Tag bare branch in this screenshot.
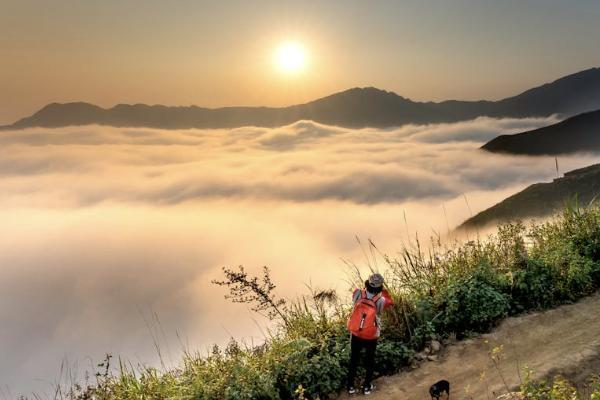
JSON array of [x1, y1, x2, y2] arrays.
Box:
[[212, 266, 289, 327]]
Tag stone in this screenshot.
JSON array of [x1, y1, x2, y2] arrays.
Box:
[[496, 393, 524, 400]]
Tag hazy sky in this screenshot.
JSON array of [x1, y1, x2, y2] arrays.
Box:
[[2, 0, 600, 124]]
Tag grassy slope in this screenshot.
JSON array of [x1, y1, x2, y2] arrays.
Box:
[[459, 163, 600, 230], [55, 206, 600, 400]]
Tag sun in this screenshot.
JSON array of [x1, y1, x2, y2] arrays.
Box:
[[275, 41, 307, 74]]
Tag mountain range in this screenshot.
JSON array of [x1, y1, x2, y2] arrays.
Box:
[[482, 109, 600, 155], [3, 68, 600, 130], [458, 163, 600, 229]]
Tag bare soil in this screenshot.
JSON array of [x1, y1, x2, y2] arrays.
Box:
[[338, 292, 600, 400]]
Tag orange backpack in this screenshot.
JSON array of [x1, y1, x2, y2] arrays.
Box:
[[347, 289, 381, 340]]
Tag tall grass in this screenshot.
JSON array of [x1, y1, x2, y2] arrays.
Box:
[[56, 205, 600, 399]]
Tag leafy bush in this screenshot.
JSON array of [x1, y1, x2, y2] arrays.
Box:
[[518, 372, 600, 400], [372, 339, 411, 375], [521, 375, 578, 400], [511, 257, 558, 311], [436, 265, 510, 336], [590, 375, 600, 400], [269, 338, 346, 399], [178, 343, 277, 400]]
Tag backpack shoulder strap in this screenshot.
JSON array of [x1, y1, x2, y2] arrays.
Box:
[[360, 289, 381, 306], [373, 293, 385, 313]]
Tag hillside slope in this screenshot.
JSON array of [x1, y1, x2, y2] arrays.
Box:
[[483, 109, 600, 155], [459, 163, 600, 229], [3, 68, 600, 130], [339, 292, 600, 400]]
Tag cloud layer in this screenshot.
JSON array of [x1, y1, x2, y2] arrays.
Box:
[[0, 115, 567, 207], [1, 116, 599, 395]]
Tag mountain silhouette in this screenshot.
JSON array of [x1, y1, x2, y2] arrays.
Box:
[[482, 109, 600, 155], [458, 163, 600, 229], [3, 68, 600, 130]]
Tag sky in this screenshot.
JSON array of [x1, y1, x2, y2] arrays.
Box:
[[2, 1, 600, 395], [2, 0, 600, 125]]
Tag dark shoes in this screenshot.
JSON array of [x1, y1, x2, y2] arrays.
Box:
[[347, 383, 375, 395]]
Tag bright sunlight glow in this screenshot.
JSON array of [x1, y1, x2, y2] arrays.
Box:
[[275, 42, 307, 74]]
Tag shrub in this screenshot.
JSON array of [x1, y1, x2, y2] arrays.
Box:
[[521, 376, 577, 400], [436, 263, 510, 336], [179, 343, 277, 400], [590, 375, 600, 400], [269, 338, 346, 399], [510, 257, 558, 311], [517, 372, 600, 400], [372, 340, 411, 375]]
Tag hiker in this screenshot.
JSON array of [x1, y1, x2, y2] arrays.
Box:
[[346, 273, 393, 395]]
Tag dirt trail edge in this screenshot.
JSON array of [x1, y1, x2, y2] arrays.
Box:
[[339, 292, 600, 400]]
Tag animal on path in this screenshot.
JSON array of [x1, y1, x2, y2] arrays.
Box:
[[429, 380, 450, 400]]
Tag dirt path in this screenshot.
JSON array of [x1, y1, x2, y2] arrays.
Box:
[[339, 292, 600, 400]]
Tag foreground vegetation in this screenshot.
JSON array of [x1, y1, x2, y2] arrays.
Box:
[[62, 205, 600, 399], [506, 372, 600, 399]]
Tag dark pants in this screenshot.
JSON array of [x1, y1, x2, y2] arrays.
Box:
[[346, 334, 377, 389]]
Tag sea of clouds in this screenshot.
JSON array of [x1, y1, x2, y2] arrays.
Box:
[[2, 115, 600, 396]]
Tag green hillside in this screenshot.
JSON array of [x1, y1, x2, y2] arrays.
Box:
[[459, 163, 600, 230]]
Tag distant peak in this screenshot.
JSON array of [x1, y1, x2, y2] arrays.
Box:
[[39, 101, 101, 109], [347, 86, 390, 93], [316, 86, 407, 103], [340, 86, 400, 96], [4, 66, 600, 131], [550, 67, 600, 83], [34, 102, 104, 114]]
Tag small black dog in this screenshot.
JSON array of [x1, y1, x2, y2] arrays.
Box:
[[429, 380, 450, 400]]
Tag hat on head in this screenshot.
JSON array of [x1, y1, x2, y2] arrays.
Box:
[[368, 273, 384, 288]]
